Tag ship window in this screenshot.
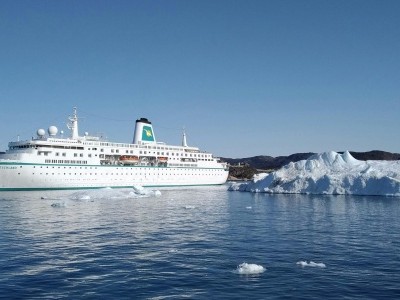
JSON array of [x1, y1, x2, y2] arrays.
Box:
[[62, 153, 66, 157], [80, 153, 83, 157], [56, 152, 59, 156], [88, 154, 92, 158], [74, 153, 77, 157], [101, 149, 104, 152]]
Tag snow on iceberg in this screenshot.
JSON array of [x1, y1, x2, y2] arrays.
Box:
[[228, 151, 400, 196]]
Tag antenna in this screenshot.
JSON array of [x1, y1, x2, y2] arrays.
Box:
[[67, 107, 79, 139], [182, 127, 188, 147]]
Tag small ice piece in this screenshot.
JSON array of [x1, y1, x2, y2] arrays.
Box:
[[236, 262, 266, 274], [184, 205, 195, 209], [246, 206, 252, 209], [132, 185, 146, 195], [296, 261, 326, 268], [51, 201, 66, 208]]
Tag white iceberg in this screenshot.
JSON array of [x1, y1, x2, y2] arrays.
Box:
[[229, 151, 400, 196], [236, 262, 266, 274]]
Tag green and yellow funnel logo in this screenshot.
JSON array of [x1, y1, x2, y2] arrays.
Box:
[[142, 126, 154, 141]]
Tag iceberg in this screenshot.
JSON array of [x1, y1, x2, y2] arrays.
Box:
[[236, 262, 266, 274], [229, 151, 400, 196]]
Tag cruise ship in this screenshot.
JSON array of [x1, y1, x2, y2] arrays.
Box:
[[0, 108, 229, 191]]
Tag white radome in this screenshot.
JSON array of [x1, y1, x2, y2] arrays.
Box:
[[48, 126, 58, 136], [37, 128, 46, 137]]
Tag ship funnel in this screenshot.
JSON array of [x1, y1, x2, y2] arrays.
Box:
[[133, 118, 156, 144]]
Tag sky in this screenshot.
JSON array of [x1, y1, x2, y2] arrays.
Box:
[[0, 0, 399, 158]]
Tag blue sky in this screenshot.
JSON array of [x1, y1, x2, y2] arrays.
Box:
[[1, 0, 399, 158]]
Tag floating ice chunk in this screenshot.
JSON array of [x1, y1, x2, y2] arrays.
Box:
[[51, 201, 66, 208], [296, 261, 326, 268], [184, 205, 195, 209], [236, 262, 266, 274], [132, 185, 161, 197], [246, 206, 252, 209], [132, 185, 146, 195]]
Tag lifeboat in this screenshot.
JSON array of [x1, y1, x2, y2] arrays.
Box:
[[119, 155, 139, 164], [158, 156, 168, 162]]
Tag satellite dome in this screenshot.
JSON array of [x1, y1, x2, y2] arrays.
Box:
[[37, 129, 46, 137], [48, 126, 58, 136]]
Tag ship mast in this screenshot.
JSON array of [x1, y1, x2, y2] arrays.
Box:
[[182, 127, 188, 147], [67, 107, 79, 140]]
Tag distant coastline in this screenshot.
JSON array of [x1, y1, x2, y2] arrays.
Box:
[[222, 150, 400, 180]]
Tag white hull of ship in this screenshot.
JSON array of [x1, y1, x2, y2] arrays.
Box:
[[0, 163, 228, 190]]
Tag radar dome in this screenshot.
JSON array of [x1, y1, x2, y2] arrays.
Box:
[[37, 129, 46, 137], [48, 126, 58, 136]]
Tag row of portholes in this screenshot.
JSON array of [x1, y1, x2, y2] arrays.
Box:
[[23, 165, 224, 172], [27, 171, 224, 176]]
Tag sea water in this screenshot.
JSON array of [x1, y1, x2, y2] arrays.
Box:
[[1, 185, 400, 299]]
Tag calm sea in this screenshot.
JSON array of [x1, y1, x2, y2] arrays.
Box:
[[1, 185, 400, 299]]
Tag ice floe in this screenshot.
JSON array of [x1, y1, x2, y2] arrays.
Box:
[[296, 261, 326, 268], [236, 262, 266, 274], [184, 205, 196, 209], [44, 185, 161, 203], [229, 151, 400, 196]]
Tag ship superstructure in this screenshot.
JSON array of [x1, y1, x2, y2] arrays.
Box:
[[0, 108, 229, 190]]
